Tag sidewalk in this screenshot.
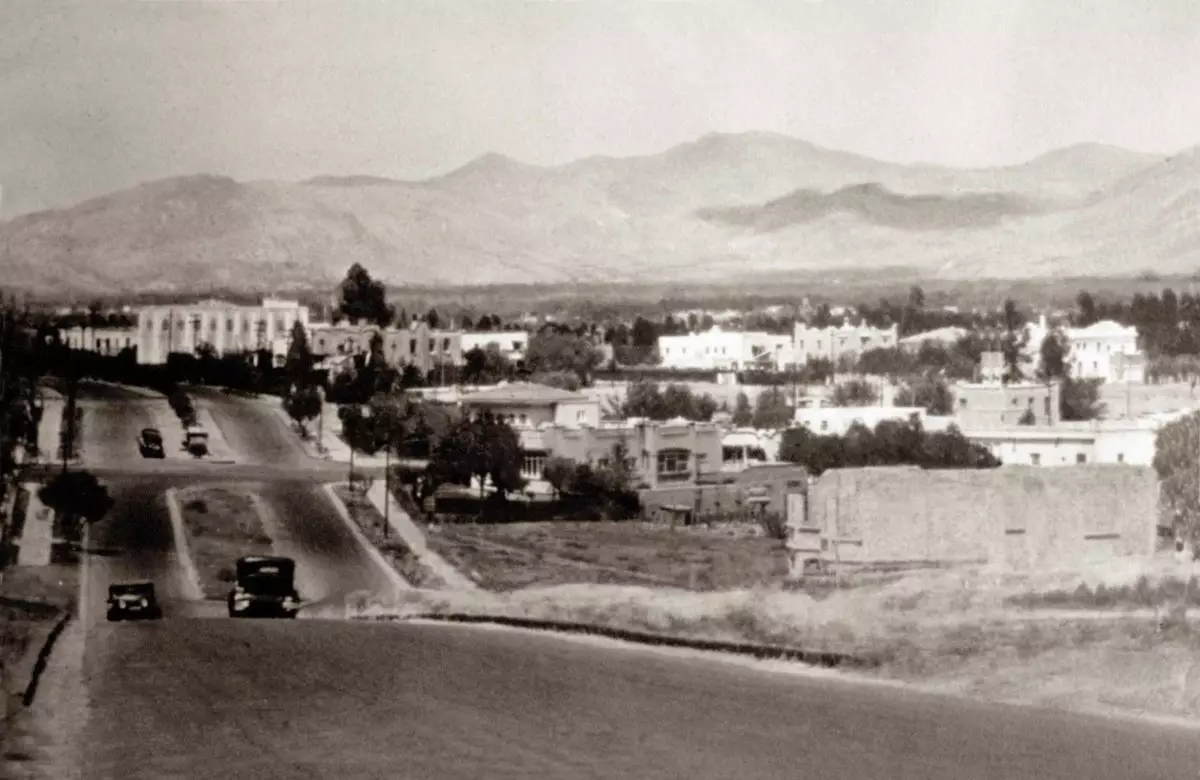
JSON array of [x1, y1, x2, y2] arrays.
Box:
[[16, 482, 53, 566], [32, 400, 79, 467], [276, 403, 392, 468], [364, 481, 477, 591]]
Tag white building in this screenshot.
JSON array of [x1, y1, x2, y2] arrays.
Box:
[[657, 327, 793, 371], [963, 419, 1158, 467], [59, 326, 137, 357], [136, 298, 310, 365], [720, 428, 784, 470], [793, 323, 898, 366], [1065, 320, 1143, 382], [898, 326, 968, 353], [460, 330, 530, 362], [794, 405, 928, 436]]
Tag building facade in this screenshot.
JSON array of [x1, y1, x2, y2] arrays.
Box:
[[59, 326, 137, 357], [952, 379, 1061, 428], [136, 298, 310, 365], [308, 321, 463, 375], [794, 405, 929, 436], [458, 382, 601, 429], [1066, 320, 1143, 382], [657, 327, 793, 371], [793, 323, 898, 366], [962, 420, 1158, 467]]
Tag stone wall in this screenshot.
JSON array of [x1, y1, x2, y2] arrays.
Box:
[[797, 465, 1158, 570]]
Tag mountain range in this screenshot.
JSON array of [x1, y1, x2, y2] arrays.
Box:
[[1, 131, 1196, 297]]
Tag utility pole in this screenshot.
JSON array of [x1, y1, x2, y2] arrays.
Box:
[[383, 441, 390, 539]]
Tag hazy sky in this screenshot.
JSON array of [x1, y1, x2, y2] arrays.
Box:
[[2, 0, 1198, 217]]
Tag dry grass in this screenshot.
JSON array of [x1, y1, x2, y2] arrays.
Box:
[[177, 486, 273, 600], [353, 556, 1200, 721], [0, 565, 77, 712], [424, 521, 790, 592], [332, 486, 445, 589]]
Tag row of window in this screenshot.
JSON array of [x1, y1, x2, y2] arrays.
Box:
[[314, 337, 453, 354], [523, 448, 697, 479], [1025, 452, 1124, 465], [145, 317, 290, 334]]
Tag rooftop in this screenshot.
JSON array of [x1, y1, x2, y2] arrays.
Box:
[[461, 381, 590, 406]]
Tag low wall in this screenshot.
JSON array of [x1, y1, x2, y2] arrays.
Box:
[[800, 465, 1159, 570]]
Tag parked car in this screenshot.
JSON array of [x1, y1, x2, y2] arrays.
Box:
[[227, 556, 302, 618], [137, 427, 165, 458], [107, 582, 163, 622]]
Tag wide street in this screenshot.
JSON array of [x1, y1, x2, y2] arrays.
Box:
[[8, 382, 1200, 778]]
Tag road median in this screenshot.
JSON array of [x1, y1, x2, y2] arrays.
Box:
[[170, 485, 273, 600]]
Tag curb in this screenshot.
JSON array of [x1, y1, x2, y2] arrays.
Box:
[[358, 612, 878, 670], [320, 483, 412, 593], [22, 612, 72, 707]]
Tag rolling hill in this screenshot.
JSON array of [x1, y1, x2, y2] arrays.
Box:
[[0, 132, 1190, 297]]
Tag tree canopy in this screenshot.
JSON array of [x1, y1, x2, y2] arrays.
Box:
[[336, 263, 394, 327], [780, 417, 1001, 475]]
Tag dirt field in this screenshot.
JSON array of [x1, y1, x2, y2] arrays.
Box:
[[0, 564, 77, 720], [176, 486, 273, 600], [332, 485, 445, 588], [423, 521, 789, 592]]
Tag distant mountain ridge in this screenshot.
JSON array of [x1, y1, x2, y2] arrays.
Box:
[[0, 132, 1189, 297]]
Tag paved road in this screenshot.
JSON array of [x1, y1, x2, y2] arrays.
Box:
[[190, 387, 313, 469], [19, 383, 1200, 778], [77, 617, 1200, 780]]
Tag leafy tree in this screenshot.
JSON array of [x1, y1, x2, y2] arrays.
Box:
[[621, 381, 717, 421], [857, 347, 915, 376], [1000, 299, 1029, 383], [731, 392, 753, 427], [542, 455, 576, 500], [425, 309, 441, 329], [336, 263, 394, 327], [283, 385, 323, 437], [1037, 329, 1068, 381], [1076, 291, 1098, 327], [780, 417, 1000, 475], [831, 379, 878, 407], [1155, 412, 1200, 546], [284, 320, 314, 390], [894, 377, 953, 414], [38, 470, 114, 540], [428, 412, 526, 499], [525, 330, 603, 384], [1060, 377, 1105, 421], [462, 344, 512, 385], [752, 387, 792, 429]]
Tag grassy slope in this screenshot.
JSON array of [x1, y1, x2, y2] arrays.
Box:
[[177, 486, 273, 600]]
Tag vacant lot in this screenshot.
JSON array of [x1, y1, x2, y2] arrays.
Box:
[[0, 564, 77, 720], [177, 486, 273, 600], [424, 521, 789, 592], [332, 485, 445, 589], [358, 556, 1200, 722]]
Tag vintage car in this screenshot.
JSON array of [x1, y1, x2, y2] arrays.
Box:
[[107, 582, 163, 622], [183, 425, 209, 458], [137, 427, 165, 458], [227, 556, 302, 618]]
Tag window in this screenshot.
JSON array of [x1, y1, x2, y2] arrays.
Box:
[[443, 338, 450, 351], [1030, 453, 1041, 466], [959, 397, 968, 408], [410, 339, 417, 353], [1117, 453, 1125, 463], [226, 318, 234, 332], [576, 410, 587, 422], [522, 454, 546, 479], [1076, 453, 1087, 464], [429, 339, 436, 352], [656, 448, 691, 479], [318, 338, 325, 350]]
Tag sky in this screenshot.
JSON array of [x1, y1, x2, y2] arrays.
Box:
[[2, 0, 1199, 218]]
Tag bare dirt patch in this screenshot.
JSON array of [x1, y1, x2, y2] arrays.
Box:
[[0, 564, 77, 722], [424, 520, 789, 592], [333, 485, 443, 588], [176, 486, 273, 600]]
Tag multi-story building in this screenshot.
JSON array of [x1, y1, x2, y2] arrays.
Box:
[[136, 298, 309, 365], [460, 331, 529, 363], [794, 405, 931, 436], [59, 326, 137, 357], [307, 321, 463, 375], [793, 323, 898, 366], [952, 377, 1061, 428], [1066, 320, 1143, 382], [451, 381, 723, 490], [657, 327, 793, 371]]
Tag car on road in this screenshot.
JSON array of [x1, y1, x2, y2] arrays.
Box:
[[137, 427, 165, 458], [107, 582, 163, 622], [227, 556, 302, 618]]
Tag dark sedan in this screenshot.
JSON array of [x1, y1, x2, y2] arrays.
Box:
[[138, 427, 165, 458], [107, 582, 163, 622]]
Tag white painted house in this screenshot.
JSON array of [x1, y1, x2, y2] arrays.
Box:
[[1065, 320, 1143, 383], [657, 327, 793, 371]]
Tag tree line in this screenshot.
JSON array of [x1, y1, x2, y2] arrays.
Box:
[[779, 416, 1002, 475]]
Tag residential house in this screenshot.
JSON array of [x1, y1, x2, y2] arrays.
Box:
[[952, 376, 1061, 428], [1066, 320, 1144, 383], [962, 420, 1157, 467], [460, 330, 530, 363]]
